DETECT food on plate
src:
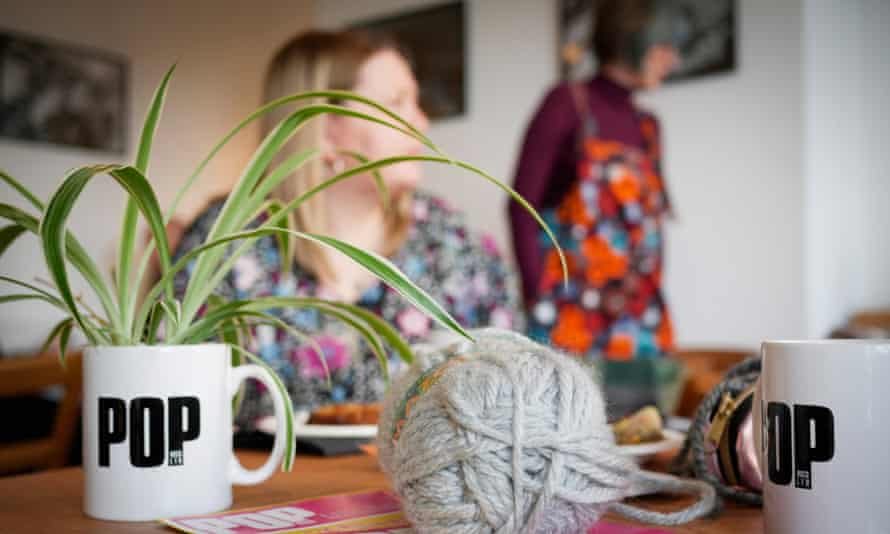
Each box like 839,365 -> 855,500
611,405 -> 664,445
308,403 -> 381,425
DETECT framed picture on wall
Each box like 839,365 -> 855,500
558,0 -> 736,83
351,2 -> 466,120
0,29 -> 128,152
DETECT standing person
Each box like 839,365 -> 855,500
174,30 -> 522,430
510,0 -> 685,359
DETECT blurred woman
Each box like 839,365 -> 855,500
173,30 -> 522,429
510,0 -> 685,359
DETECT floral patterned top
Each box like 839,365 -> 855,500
173,191 -> 523,430
522,83 -> 674,360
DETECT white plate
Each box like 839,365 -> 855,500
618,428 -> 685,462
256,414 -> 377,439
257,416 -> 685,455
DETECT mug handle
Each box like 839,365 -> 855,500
228,364 -> 288,485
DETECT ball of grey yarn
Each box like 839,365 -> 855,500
377,328 -> 637,534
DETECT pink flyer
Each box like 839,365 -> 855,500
162,490 -> 411,534
162,490 -> 675,534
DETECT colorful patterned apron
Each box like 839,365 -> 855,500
528,84 -> 674,360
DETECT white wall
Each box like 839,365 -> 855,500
860,2 -> 890,313
640,0 -> 805,346
318,0 -> 806,348
0,0 -> 315,353
803,0 -> 890,337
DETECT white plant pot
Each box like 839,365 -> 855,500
82,344 -> 288,521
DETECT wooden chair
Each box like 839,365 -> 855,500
670,348 -> 754,417
0,352 -> 82,475
829,309 -> 890,339
850,309 -> 890,329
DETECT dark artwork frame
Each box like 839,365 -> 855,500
558,0 -> 737,83
351,2 -> 466,120
0,29 -> 128,153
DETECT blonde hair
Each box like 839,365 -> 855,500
262,30 -> 413,281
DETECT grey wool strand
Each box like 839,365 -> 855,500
377,328 -> 717,534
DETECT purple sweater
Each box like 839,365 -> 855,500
509,74 -> 661,302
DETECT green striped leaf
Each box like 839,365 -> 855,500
0,203 -> 121,338
207,294 -> 250,417
264,201 -> 292,275
40,164 -> 171,344
145,300 -> 165,345
39,165 -> 137,343
135,64 -> 176,173
1,293 -> 68,308
235,312 -> 329,387
169,92 -> 436,225
236,298 -> 388,383
279,155 -> 567,287
0,169 -> 44,211
118,64 -> 176,332
180,101 -> 438,326
39,165 -> 107,344
339,150 -> 389,212
0,276 -> 65,310
0,224 -> 26,258
58,320 -> 74,368
134,227 -> 283,339
109,166 -> 173,301
159,298 -> 180,332
130,141 -> 310,340
38,317 -> 74,355
179,107 -> 331,324
249,149 -> 318,207
232,295 -> 413,370
289,301 -> 389,385
300,232 -> 472,342
172,300 -> 320,357
316,300 -> 413,365
176,157 -> 476,332
0,277 -> 111,345
171,220 -> 473,347
216,317 -> 247,416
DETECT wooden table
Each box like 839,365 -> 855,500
0,451 -> 763,533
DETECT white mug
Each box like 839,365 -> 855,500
83,344 -> 289,521
755,340 -> 890,534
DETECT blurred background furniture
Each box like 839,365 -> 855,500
671,348 -> 754,417
830,309 -> 890,339
0,352 -> 82,475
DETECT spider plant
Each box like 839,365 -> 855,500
0,65 -> 565,471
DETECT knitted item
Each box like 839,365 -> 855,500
377,328 -> 717,533
671,357 -> 763,506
